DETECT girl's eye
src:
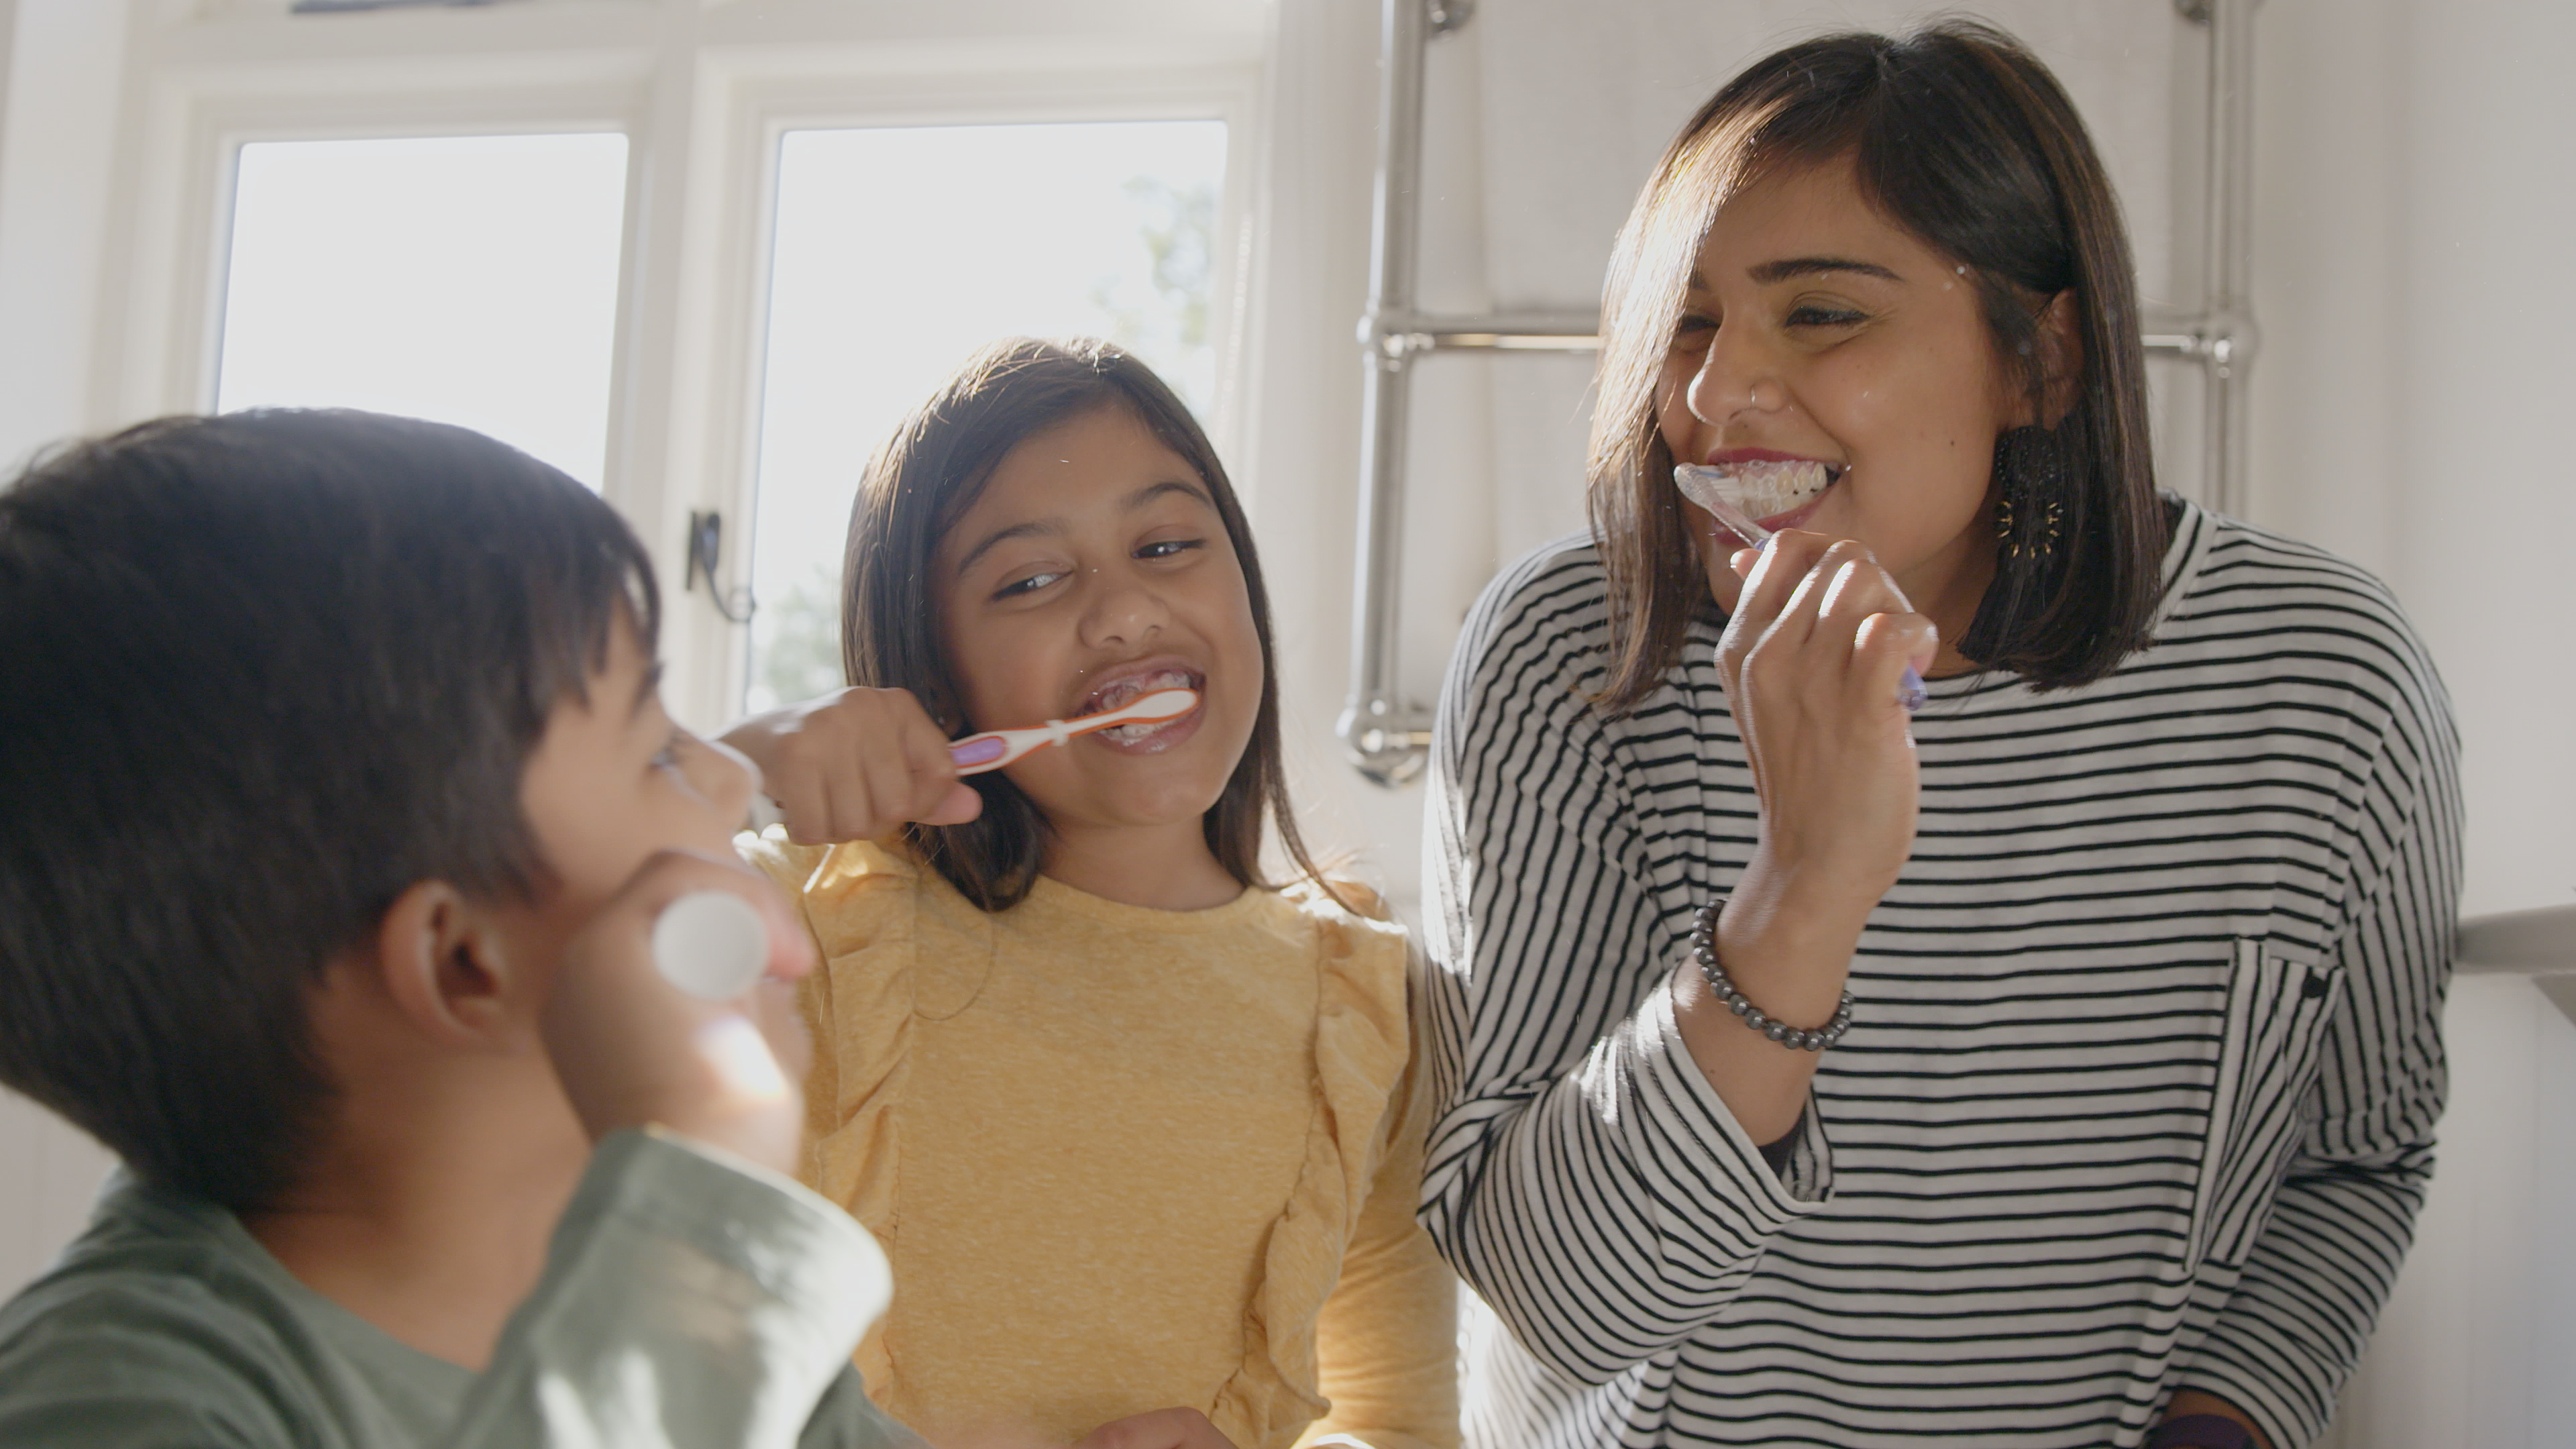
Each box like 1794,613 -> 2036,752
994,568 -> 1065,600
1137,538 -> 1204,561
1785,303 -> 1867,329
1670,312 -> 1717,348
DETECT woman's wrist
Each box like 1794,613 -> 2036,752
1712,859 -> 1868,1025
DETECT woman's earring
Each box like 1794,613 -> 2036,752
1993,427 -> 2066,563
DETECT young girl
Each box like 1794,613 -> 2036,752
721,337 -> 1457,1449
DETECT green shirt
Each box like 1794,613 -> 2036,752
0,1128 -> 921,1448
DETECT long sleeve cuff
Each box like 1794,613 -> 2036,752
445,1127 -> 895,1447
1632,978 -> 1835,1230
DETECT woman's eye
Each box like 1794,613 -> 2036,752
1670,312 -> 1717,347
994,569 -> 1064,600
1785,303 -> 1867,329
1137,538 -> 1204,561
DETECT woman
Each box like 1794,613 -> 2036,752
1418,22 -> 2456,1449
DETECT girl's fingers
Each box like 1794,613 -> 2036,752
896,706 -> 965,823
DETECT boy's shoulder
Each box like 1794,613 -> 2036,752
0,1181 -> 324,1445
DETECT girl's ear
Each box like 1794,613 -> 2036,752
2034,289 -> 2083,426
372,879 -> 523,1050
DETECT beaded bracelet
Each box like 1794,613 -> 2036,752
1691,902 -> 1854,1053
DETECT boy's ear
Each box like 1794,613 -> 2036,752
2033,288 -> 2083,427
373,879 -> 523,1049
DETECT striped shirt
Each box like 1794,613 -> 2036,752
1418,501 -> 2459,1449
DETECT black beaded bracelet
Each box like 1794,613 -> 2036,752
1692,902 -> 1854,1053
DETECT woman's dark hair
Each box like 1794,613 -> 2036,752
841,336 -> 1340,913
1588,18 -> 2166,708
0,409 -> 658,1213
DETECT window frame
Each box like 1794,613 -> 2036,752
97,0 -> 1266,729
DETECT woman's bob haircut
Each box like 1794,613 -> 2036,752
841,335 -> 1341,914
1588,19 -> 2167,710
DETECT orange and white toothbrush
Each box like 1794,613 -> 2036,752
942,686 -> 1200,774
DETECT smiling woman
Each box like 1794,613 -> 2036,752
1419,21 -> 2458,1449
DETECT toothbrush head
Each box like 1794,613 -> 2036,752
1672,459 -> 1836,530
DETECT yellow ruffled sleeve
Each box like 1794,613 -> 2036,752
1291,888 -> 1461,1449
739,832 -> 920,1397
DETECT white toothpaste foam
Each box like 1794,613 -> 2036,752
1708,459 -> 1831,519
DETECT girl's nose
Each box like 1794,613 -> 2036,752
1683,325 -> 1782,427
1079,568 -> 1168,651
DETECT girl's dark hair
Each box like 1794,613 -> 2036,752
1588,19 -> 2166,708
842,336 -> 1339,913
0,410 -> 657,1213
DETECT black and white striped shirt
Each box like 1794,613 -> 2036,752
1418,501 -> 2459,1449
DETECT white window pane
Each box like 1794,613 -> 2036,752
215,133 -> 629,488
746,120 -> 1227,713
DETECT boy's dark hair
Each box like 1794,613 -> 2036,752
1588,19 -> 2167,708
0,409 -> 659,1214
843,336 -> 1341,913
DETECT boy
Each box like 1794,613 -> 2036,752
0,410 -> 913,1446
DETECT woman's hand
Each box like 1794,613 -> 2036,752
718,686 -> 982,844
1670,527 -> 1938,1142
1714,529 -> 1936,916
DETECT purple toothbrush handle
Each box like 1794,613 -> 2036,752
949,736 -> 1008,767
1898,664 -> 1926,713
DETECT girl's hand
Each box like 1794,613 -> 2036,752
718,686 -> 981,845
1713,529 -> 1936,929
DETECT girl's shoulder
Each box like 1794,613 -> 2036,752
737,832 -> 923,908
1273,876 -> 1411,967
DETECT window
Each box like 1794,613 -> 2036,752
214,133 -> 629,486
744,119 -> 1228,711
99,5 -> 1263,728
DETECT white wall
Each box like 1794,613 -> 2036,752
0,0 -> 133,1297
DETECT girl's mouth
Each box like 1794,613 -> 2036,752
1075,667 -> 1205,745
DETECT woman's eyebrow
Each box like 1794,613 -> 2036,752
1748,256 -> 1902,284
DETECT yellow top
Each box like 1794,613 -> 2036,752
747,837 -> 1458,1449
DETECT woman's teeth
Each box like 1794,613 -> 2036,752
1709,459 -> 1835,519
1099,719 -> 1167,744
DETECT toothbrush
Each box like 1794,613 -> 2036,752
944,686 -> 1201,774
1672,464 -> 1927,713
739,688 -> 1203,836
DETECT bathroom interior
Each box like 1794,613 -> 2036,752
0,0 -> 2569,1443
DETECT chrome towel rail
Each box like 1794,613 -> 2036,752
1336,0 -> 2263,788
